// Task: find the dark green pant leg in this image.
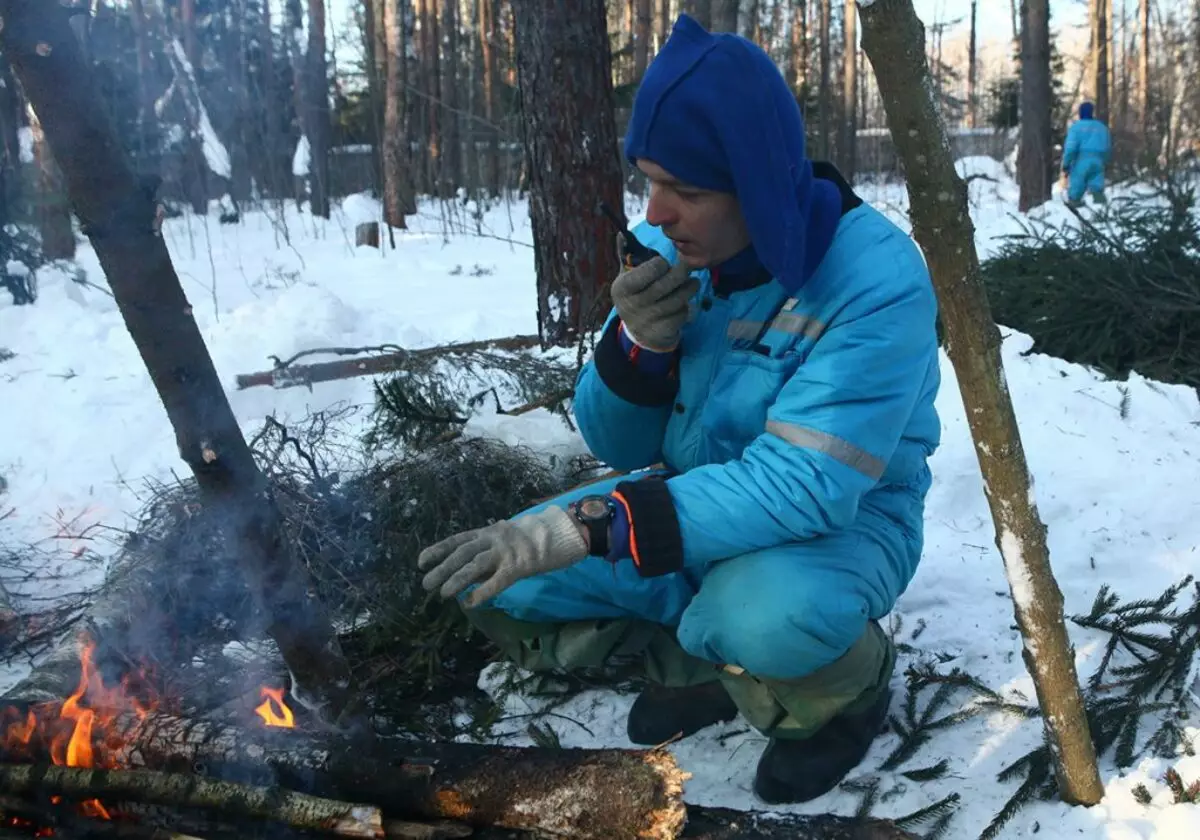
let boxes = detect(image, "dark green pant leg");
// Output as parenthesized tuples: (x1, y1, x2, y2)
(464, 607, 723, 687)
(718, 621, 896, 739)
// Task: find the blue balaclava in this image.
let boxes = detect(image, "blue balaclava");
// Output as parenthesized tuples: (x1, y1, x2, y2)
(624, 14, 842, 292)
(1079, 101, 1095, 120)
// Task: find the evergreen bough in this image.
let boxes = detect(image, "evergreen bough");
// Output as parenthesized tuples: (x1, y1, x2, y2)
(981, 176, 1200, 390)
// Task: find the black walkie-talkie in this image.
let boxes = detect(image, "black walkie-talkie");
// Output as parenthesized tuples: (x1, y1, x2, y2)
(599, 201, 663, 269)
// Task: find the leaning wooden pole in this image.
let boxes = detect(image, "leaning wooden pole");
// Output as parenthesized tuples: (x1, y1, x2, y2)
(0, 1, 361, 730)
(855, 0, 1104, 806)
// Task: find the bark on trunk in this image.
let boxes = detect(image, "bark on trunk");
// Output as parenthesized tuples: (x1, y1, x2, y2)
(383, 0, 411, 228)
(0, 0, 360, 731)
(634, 0, 653, 80)
(856, 0, 1105, 808)
(480, 0, 501, 196)
(967, 0, 978, 128)
(1090, 0, 1110, 123)
(840, 0, 857, 179)
(510, 0, 625, 348)
(1138, 0, 1150, 151)
(818, 0, 832, 158)
(307, 0, 331, 217)
(1016, 0, 1053, 212)
(27, 105, 75, 260)
(438, 0, 460, 197)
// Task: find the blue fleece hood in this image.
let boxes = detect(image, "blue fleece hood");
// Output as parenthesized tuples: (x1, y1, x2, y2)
(624, 14, 840, 292)
(1080, 101, 1094, 120)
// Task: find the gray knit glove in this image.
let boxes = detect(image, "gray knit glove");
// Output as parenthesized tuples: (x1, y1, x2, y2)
(418, 506, 589, 608)
(611, 252, 699, 352)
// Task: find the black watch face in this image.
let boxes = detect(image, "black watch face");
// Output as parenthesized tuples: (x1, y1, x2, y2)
(577, 497, 610, 520)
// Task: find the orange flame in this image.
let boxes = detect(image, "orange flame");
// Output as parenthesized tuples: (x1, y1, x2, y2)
(254, 687, 294, 728)
(1, 633, 157, 823)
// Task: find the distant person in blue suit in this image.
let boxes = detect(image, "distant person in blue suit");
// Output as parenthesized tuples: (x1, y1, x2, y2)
(417, 14, 941, 804)
(1063, 101, 1112, 205)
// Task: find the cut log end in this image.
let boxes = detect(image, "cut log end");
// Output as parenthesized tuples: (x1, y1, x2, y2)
(644, 748, 690, 839)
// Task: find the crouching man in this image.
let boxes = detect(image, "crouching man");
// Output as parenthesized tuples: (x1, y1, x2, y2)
(417, 14, 941, 804)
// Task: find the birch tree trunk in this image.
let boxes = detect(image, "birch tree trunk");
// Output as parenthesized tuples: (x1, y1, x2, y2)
(1017, 0, 1053, 212)
(856, 0, 1105, 807)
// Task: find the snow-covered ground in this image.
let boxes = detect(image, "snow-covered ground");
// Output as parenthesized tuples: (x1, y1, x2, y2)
(1, 166, 1198, 838)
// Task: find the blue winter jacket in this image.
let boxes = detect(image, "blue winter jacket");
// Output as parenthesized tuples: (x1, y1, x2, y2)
(573, 167, 942, 585)
(1063, 116, 1111, 173)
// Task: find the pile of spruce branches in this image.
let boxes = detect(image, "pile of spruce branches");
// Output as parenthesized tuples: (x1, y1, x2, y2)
(982, 176, 1200, 389)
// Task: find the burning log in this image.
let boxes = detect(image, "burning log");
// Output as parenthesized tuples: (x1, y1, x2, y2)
(234, 336, 544, 391)
(0, 764, 385, 839)
(0, 703, 686, 840)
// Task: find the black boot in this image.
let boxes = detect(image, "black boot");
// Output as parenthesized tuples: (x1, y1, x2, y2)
(626, 681, 739, 746)
(752, 685, 892, 804)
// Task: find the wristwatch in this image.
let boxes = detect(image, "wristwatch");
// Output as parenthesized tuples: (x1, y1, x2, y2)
(571, 495, 615, 557)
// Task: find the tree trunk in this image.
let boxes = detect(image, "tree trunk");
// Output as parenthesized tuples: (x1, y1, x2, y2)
(686, 0, 713, 29)
(1090, 0, 1110, 123)
(307, 0, 331, 217)
(365, 0, 385, 194)
(634, 0, 653, 80)
(840, 0, 857, 179)
(422, 0, 442, 195)
(439, 0, 460, 198)
(286, 0, 307, 208)
(128, 0, 158, 165)
(176, 0, 208, 213)
(0, 0, 360, 730)
(480, 0, 501, 197)
(711, 0, 738, 32)
(788, 1, 808, 102)
(856, 0, 1105, 808)
(658, 0, 671, 50)
(1139, 0, 1150, 152)
(383, 0, 411, 228)
(967, 0, 978, 128)
(818, 0, 832, 158)
(27, 105, 75, 260)
(1017, 0, 1053, 212)
(0, 53, 21, 225)
(259, 0, 285, 198)
(510, 0, 625, 348)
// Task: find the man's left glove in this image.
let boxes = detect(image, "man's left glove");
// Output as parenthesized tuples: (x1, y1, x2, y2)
(418, 506, 589, 608)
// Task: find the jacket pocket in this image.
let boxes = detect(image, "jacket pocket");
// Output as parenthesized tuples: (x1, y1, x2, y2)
(700, 350, 802, 464)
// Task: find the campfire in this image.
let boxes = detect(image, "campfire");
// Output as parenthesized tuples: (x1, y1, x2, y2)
(0, 633, 315, 837)
(0, 629, 926, 840)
